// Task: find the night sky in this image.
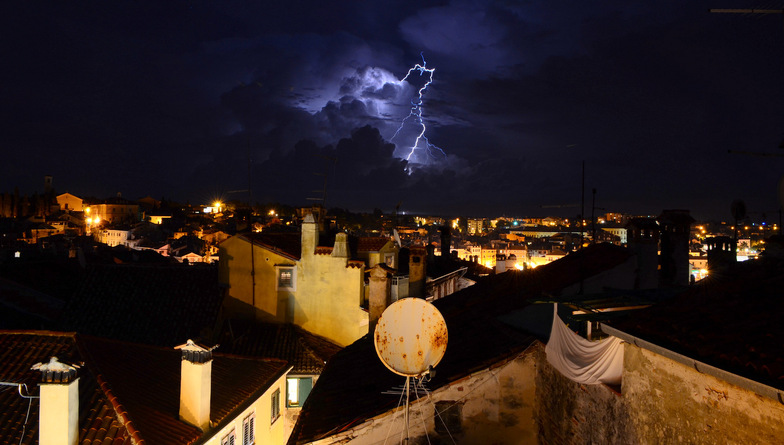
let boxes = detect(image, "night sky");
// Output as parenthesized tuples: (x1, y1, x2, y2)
(2, 1, 784, 220)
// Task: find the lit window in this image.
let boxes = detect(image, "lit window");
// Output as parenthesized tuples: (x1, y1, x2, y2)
(277, 267, 295, 290)
(221, 430, 235, 445)
(286, 377, 313, 407)
(242, 413, 255, 445)
(271, 388, 281, 423)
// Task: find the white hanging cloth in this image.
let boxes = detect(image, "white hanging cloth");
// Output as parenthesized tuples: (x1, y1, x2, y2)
(545, 304, 624, 385)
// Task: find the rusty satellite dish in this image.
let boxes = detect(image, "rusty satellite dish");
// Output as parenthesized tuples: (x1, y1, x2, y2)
(374, 297, 448, 377)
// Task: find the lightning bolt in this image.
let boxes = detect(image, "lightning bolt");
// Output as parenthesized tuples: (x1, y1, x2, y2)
(391, 53, 446, 163)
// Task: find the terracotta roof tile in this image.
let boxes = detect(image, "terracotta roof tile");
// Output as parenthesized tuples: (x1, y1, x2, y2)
(218, 321, 341, 374)
(59, 264, 224, 347)
(0, 331, 289, 445)
(356, 237, 390, 253)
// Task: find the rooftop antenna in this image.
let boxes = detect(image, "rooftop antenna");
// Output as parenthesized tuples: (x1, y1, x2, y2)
(374, 298, 448, 444)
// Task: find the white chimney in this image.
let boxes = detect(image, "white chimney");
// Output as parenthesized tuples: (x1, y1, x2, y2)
(31, 357, 79, 445)
(301, 214, 319, 256)
(175, 340, 217, 431)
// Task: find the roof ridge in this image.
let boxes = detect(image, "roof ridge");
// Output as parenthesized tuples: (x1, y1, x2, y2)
(74, 334, 145, 445)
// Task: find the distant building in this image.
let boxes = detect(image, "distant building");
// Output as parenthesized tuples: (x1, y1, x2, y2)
(56, 192, 84, 212)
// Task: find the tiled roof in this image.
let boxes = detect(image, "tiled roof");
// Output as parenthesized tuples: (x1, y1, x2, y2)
(0, 277, 65, 328)
(0, 331, 289, 445)
(289, 243, 636, 444)
(217, 321, 342, 374)
(356, 237, 390, 253)
(59, 264, 224, 347)
(610, 256, 784, 390)
(242, 232, 302, 260)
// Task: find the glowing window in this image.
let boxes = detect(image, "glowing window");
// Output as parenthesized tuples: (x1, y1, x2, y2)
(286, 377, 313, 407)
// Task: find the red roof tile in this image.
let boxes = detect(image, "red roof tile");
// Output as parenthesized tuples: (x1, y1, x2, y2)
(356, 237, 390, 253)
(0, 331, 289, 445)
(218, 321, 341, 374)
(59, 264, 224, 347)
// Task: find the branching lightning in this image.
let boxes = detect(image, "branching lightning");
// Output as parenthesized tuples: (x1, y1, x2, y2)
(391, 53, 446, 163)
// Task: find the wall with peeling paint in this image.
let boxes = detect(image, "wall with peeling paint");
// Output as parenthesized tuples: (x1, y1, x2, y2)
(311, 350, 538, 445)
(535, 342, 784, 444)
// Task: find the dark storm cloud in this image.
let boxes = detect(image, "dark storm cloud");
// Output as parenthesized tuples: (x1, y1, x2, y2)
(2, 1, 783, 219)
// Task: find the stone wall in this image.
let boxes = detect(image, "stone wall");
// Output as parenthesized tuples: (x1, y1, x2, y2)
(623, 344, 784, 444)
(535, 341, 784, 444)
(534, 344, 631, 444)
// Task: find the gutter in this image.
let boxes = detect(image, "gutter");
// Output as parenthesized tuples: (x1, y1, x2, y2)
(601, 323, 784, 405)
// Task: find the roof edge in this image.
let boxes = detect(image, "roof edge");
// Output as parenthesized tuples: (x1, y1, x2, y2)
(602, 324, 784, 405)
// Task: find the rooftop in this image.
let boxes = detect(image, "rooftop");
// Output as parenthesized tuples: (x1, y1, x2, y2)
(0, 331, 289, 444)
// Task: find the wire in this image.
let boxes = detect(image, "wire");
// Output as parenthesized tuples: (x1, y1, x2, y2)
(382, 380, 408, 445)
(1, 382, 38, 445)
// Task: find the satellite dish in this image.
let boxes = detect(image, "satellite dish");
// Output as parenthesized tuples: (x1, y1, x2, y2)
(374, 298, 448, 377)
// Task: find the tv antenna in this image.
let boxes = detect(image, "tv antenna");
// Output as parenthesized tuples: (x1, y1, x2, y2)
(374, 298, 448, 444)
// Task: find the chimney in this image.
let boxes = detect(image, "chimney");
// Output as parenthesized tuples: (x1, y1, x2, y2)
(658, 210, 694, 287)
(31, 357, 79, 445)
(175, 340, 217, 430)
(495, 253, 507, 273)
(439, 226, 451, 257)
(706, 236, 736, 274)
(409, 247, 426, 298)
(626, 217, 660, 289)
(332, 232, 349, 258)
(368, 264, 394, 333)
(301, 214, 319, 257)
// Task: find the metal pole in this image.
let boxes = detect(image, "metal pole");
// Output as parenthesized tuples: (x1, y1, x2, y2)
(404, 376, 410, 444)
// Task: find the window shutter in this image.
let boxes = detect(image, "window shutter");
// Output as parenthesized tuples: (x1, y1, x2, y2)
(299, 377, 313, 404)
(249, 416, 255, 442)
(243, 421, 249, 445)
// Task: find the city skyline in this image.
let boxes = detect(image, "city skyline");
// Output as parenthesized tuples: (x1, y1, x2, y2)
(2, 1, 784, 220)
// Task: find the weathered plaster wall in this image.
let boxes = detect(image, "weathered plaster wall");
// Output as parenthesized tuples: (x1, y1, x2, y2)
(535, 341, 784, 444)
(623, 344, 784, 444)
(294, 251, 366, 347)
(313, 350, 538, 445)
(219, 236, 292, 322)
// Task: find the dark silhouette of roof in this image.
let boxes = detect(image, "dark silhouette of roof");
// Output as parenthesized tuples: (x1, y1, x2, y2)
(0, 331, 288, 444)
(611, 256, 784, 390)
(218, 320, 342, 374)
(58, 264, 224, 347)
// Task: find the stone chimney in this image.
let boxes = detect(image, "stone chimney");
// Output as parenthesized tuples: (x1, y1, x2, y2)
(368, 264, 395, 333)
(658, 210, 694, 287)
(706, 236, 736, 274)
(31, 357, 79, 445)
(626, 217, 660, 289)
(175, 340, 217, 431)
(301, 213, 319, 257)
(332, 232, 349, 258)
(439, 226, 451, 257)
(409, 247, 427, 298)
